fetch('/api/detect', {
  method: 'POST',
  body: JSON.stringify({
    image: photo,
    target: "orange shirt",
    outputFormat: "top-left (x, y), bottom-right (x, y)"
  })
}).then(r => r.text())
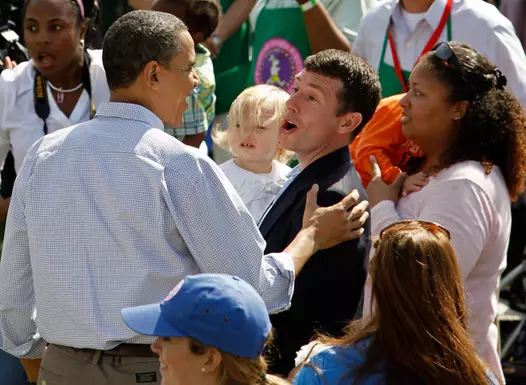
top-left (349, 94), bottom-right (425, 188)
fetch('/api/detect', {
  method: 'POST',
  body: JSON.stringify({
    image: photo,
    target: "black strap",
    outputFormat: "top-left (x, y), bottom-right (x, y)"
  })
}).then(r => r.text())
top-left (33, 52), bottom-right (94, 135)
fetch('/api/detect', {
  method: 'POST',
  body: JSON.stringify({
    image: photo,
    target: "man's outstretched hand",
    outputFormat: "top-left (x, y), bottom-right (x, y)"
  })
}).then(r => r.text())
top-left (302, 184), bottom-right (369, 251)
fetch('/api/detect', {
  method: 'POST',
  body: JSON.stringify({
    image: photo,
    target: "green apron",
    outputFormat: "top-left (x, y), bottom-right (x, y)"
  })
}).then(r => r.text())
top-left (247, 0), bottom-right (312, 94)
top-left (213, 0), bottom-right (252, 114)
top-left (378, 17), bottom-right (452, 97)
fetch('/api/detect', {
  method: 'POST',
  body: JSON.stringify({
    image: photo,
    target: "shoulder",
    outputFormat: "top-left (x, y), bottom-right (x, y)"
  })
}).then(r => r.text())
top-left (359, 0), bottom-right (395, 27)
top-left (219, 159), bottom-right (238, 177)
top-left (432, 161), bottom-right (509, 206)
top-left (87, 49), bottom-right (109, 102)
top-left (0, 60), bottom-right (35, 97)
top-left (25, 124), bottom-right (79, 161)
top-left (294, 340), bottom-right (374, 385)
top-left (456, 0), bottom-right (515, 31)
top-left (87, 49), bottom-right (105, 74)
top-left (272, 160), bottom-right (292, 180)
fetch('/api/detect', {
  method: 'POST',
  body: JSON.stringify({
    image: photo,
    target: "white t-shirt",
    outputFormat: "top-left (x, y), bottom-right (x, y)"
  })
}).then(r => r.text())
top-left (250, 0), bottom-right (379, 43)
top-left (219, 159), bottom-right (291, 223)
top-left (368, 160), bottom-right (510, 382)
top-left (0, 49), bottom-right (110, 172)
top-left (353, 0), bottom-right (526, 108)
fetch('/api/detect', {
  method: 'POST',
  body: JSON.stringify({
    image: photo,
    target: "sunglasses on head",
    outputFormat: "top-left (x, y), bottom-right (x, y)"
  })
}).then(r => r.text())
top-left (379, 220), bottom-right (451, 240)
top-left (431, 42), bottom-right (474, 99)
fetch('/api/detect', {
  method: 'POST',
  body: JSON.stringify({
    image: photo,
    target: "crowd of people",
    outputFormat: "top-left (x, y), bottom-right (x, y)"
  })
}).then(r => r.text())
top-left (0, 0), bottom-right (525, 384)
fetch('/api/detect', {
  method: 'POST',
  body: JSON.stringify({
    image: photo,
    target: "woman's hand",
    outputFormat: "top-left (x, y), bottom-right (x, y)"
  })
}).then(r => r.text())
top-left (366, 155), bottom-right (406, 208)
top-left (3, 56), bottom-right (17, 70)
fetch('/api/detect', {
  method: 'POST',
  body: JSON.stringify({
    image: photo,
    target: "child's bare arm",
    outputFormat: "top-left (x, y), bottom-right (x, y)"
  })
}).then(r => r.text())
top-left (401, 172), bottom-right (429, 197)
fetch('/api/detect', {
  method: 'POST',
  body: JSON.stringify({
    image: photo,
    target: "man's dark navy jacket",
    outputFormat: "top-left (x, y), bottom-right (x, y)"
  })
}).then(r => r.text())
top-left (259, 146), bottom-right (370, 376)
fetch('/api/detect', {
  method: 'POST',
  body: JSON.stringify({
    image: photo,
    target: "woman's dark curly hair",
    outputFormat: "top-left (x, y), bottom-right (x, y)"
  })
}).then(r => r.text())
top-left (422, 41), bottom-right (526, 200)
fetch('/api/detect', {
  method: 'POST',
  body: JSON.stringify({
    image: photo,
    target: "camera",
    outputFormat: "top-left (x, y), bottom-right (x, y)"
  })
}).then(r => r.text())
top-left (0, 0), bottom-right (28, 72)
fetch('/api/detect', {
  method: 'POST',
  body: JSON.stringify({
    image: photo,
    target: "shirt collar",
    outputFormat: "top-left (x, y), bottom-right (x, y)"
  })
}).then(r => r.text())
top-left (95, 102), bottom-right (164, 129)
top-left (391, 0), bottom-right (450, 31)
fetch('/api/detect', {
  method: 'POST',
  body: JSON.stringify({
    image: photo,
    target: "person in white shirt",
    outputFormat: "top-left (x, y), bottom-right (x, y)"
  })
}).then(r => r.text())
top-left (352, 0), bottom-right (526, 107)
top-left (366, 41), bottom-right (526, 382)
top-left (0, 0), bottom-right (109, 217)
top-left (213, 85), bottom-right (292, 223)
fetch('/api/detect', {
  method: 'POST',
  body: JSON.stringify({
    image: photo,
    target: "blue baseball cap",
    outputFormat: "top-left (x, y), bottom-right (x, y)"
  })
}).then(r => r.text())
top-left (121, 274), bottom-right (272, 358)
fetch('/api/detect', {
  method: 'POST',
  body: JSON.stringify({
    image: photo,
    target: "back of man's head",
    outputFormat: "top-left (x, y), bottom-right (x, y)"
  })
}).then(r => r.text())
top-left (304, 49), bottom-right (381, 137)
top-left (102, 10), bottom-right (188, 90)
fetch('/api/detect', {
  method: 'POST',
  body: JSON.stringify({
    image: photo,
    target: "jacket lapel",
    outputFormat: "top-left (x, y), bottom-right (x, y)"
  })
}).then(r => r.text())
top-left (259, 147), bottom-right (351, 237)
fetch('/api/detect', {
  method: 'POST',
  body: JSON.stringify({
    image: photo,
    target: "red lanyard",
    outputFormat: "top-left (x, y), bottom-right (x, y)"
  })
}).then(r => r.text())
top-left (388, 0), bottom-right (453, 92)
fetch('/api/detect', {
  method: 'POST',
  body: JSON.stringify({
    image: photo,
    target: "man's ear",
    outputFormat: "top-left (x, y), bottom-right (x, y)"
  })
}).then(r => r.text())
top-left (142, 61), bottom-right (161, 89)
top-left (336, 112), bottom-right (362, 134)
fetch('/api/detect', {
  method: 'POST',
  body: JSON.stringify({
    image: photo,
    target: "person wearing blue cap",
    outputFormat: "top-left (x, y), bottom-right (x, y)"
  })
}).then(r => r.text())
top-left (122, 274), bottom-right (289, 385)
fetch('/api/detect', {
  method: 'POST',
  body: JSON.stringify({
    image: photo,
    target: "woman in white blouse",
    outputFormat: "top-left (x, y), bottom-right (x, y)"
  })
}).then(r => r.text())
top-left (366, 41), bottom-right (526, 382)
top-left (0, 0), bottom-right (109, 216)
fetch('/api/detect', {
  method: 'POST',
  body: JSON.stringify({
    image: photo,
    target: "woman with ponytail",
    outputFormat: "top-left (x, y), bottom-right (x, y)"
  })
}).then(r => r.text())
top-left (366, 41), bottom-right (526, 382)
top-left (0, 0), bottom-right (109, 215)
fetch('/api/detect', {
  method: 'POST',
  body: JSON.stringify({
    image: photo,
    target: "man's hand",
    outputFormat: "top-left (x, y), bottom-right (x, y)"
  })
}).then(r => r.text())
top-left (302, 184), bottom-right (369, 251)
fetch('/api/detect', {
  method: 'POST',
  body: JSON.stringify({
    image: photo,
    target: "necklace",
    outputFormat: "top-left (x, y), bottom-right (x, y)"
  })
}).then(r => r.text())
top-left (47, 81), bottom-right (84, 104)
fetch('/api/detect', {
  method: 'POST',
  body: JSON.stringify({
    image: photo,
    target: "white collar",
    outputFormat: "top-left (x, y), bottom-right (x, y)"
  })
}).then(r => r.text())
top-left (390, 0), bottom-right (452, 31)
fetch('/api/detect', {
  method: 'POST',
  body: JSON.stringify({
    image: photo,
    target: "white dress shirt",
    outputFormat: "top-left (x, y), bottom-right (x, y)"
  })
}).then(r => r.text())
top-left (0, 102), bottom-right (295, 358)
top-left (0, 49), bottom-right (110, 172)
top-left (220, 159), bottom-right (291, 223)
top-left (368, 161), bottom-right (510, 381)
top-left (353, 0), bottom-right (526, 108)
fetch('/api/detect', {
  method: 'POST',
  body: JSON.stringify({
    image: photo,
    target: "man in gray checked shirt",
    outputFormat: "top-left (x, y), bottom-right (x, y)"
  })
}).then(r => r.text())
top-left (0, 10), bottom-right (369, 385)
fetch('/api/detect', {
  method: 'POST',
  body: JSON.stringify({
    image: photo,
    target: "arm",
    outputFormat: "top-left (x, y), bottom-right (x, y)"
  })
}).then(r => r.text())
top-left (0, 68), bottom-right (18, 218)
top-left (489, 23), bottom-right (526, 110)
top-left (350, 95), bottom-right (407, 187)
top-left (0, 152), bottom-right (45, 358)
top-left (163, 160), bottom-right (367, 312)
top-left (297, 0), bottom-right (351, 53)
top-left (209, 0), bottom-right (256, 47)
top-left (175, 93), bottom-right (209, 148)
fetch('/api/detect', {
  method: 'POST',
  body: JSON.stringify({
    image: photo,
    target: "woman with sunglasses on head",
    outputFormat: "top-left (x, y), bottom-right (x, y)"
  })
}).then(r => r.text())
top-left (0, 0), bottom-right (108, 216)
top-left (121, 273), bottom-right (290, 385)
top-left (293, 221), bottom-right (500, 385)
top-left (366, 41), bottom-right (526, 382)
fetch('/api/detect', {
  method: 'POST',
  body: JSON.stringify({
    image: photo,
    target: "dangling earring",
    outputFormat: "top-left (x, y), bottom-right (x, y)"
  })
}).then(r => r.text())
top-left (80, 39), bottom-right (85, 49)
top-left (201, 368), bottom-right (206, 373)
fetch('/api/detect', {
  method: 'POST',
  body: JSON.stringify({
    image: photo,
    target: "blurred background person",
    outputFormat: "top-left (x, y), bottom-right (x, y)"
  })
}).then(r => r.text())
top-left (352, 0), bottom-right (526, 107)
top-left (366, 41), bottom-right (526, 381)
top-left (0, 0), bottom-right (108, 218)
top-left (293, 221), bottom-right (500, 385)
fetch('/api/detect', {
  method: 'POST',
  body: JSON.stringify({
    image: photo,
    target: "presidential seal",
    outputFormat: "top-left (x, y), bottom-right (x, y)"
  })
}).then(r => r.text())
top-left (254, 37), bottom-right (304, 93)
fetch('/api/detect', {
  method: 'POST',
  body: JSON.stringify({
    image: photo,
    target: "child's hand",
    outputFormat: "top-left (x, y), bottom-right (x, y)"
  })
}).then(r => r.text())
top-left (401, 172), bottom-right (429, 197)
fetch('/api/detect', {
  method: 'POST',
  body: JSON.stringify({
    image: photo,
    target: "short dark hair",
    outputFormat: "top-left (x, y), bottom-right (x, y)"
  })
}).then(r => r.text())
top-left (102, 10), bottom-right (188, 90)
top-left (423, 41), bottom-right (526, 200)
top-left (304, 49), bottom-right (382, 136)
top-left (179, 0), bottom-right (219, 40)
